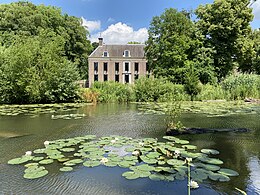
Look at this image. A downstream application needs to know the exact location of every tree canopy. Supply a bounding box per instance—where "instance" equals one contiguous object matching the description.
[145,0,257,84]
[145,8,196,84]
[0,1,92,78]
[0,1,92,104]
[195,0,254,79]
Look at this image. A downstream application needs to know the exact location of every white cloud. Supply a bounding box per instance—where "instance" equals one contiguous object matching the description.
[251,0,260,20]
[81,17,101,33]
[90,22,148,44]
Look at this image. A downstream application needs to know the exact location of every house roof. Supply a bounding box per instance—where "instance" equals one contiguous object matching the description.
[89,44,145,58]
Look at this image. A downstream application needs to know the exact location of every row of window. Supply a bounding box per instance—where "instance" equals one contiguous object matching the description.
[94,62,148,73]
[94,74,139,83]
[103,50,130,57]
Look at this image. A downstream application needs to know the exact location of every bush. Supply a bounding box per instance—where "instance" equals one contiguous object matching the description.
[221,74,260,100]
[134,77,189,102]
[91,81,134,103]
[79,88,99,103]
[0,34,80,104]
[196,84,225,100]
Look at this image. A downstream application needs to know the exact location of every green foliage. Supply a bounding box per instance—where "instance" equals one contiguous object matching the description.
[127,41,141,44]
[184,64,202,101]
[196,84,226,100]
[0,32,79,104]
[221,74,260,100]
[238,30,260,74]
[145,8,196,83]
[195,0,254,79]
[134,77,189,102]
[164,102,184,130]
[92,81,134,103]
[0,1,92,79]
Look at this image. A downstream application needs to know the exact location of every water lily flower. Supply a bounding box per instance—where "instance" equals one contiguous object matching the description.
[100,157,108,164]
[189,180,199,189]
[174,150,180,156]
[132,150,140,156]
[111,140,116,144]
[115,137,119,141]
[25,151,32,156]
[186,157,192,163]
[139,142,144,147]
[44,141,50,147]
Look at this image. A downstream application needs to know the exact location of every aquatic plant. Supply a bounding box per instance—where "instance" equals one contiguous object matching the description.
[8,135,239,185]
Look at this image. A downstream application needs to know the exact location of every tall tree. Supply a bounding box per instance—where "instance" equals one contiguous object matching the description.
[195,0,254,79]
[145,8,196,83]
[0,31,80,104]
[0,1,92,78]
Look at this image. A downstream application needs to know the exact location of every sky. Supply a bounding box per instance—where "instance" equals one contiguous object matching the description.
[1,0,260,44]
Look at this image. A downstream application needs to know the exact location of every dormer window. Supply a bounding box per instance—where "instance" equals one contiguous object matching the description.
[123,50,130,57]
[103,51,109,57]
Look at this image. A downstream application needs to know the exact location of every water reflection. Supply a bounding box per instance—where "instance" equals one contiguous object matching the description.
[247,157,260,194]
[0,103,259,195]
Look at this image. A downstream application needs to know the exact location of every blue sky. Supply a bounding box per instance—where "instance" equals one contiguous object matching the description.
[1,0,260,43]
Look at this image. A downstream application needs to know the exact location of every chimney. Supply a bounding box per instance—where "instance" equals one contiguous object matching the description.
[98,37,103,46]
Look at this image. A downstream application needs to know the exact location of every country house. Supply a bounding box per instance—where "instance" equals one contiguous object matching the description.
[88,38,149,87]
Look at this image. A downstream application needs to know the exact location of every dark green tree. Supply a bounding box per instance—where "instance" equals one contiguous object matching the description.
[195,0,254,80]
[0,31,80,104]
[184,63,201,101]
[237,29,260,74]
[0,1,92,78]
[145,8,196,84]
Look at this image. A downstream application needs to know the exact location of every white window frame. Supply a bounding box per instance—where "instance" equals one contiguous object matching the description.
[103,51,109,57]
[123,50,130,57]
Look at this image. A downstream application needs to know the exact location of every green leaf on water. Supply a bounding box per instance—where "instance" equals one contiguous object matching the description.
[167,159,185,166]
[83,160,100,167]
[218,168,239,176]
[60,167,73,172]
[8,156,33,165]
[39,159,54,165]
[201,149,220,155]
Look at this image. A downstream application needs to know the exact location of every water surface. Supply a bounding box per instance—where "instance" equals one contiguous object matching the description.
[0,103,259,195]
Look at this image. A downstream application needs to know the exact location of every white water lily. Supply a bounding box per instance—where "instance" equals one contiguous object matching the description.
[100,157,108,164]
[44,141,50,147]
[115,137,119,141]
[139,142,144,147]
[111,139,116,144]
[189,180,199,189]
[174,150,180,156]
[132,150,140,156]
[25,151,32,156]
[186,157,192,163]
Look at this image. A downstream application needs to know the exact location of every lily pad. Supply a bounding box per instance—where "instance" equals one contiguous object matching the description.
[8,156,32,165]
[60,148,75,152]
[174,139,189,144]
[218,168,239,176]
[24,169,48,179]
[182,145,197,150]
[39,159,54,165]
[201,149,220,155]
[122,171,140,180]
[32,157,44,161]
[167,159,185,166]
[60,167,73,172]
[83,160,100,167]
[134,164,155,172]
[198,157,223,165]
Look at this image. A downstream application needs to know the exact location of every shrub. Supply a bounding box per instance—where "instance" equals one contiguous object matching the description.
[91,81,134,103]
[221,74,260,100]
[134,77,189,102]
